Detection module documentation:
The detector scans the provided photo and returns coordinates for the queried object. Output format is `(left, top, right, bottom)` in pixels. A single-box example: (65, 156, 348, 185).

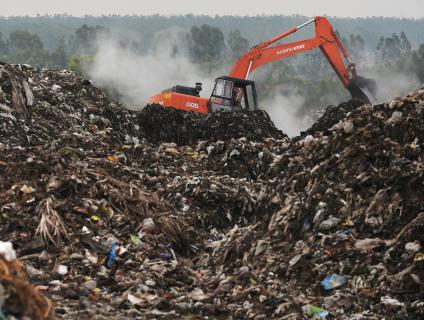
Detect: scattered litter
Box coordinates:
(303, 304, 330, 318)
(57, 265, 68, 275)
(321, 274, 348, 290)
(106, 242, 117, 268)
(0, 241, 16, 261)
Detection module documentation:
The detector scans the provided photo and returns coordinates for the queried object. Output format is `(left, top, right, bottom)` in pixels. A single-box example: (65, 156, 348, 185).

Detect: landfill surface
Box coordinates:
(0, 62, 423, 319)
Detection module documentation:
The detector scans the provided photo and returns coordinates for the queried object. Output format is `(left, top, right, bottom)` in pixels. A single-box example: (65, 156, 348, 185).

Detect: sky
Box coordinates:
(1, 0, 424, 18)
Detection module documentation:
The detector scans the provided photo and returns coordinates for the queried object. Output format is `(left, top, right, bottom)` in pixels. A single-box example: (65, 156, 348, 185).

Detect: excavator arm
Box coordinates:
(229, 16, 377, 103)
(148, 16, 376, 114)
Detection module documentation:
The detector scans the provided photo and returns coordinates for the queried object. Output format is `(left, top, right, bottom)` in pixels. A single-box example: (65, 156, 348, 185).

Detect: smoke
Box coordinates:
(87, 29, 217, 108)
(356, 54, 421, 103)
(260, 58, 422, 137)
(87, 31, 311, 136)
(261, 89, 312, 137)
(371, 69, 421, 102)
(86, 29, 421, 138)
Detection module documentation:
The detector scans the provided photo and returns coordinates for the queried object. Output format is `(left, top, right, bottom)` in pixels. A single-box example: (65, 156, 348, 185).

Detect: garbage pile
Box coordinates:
(301, 99, 364, 136)
(0, 63, 142, 148)
(199, 138, 290, 180)
(0, 63, 288, 319)
(0, 62, 423, 319)
(139, 104, 286, 145)
(209, 92, 424, 319)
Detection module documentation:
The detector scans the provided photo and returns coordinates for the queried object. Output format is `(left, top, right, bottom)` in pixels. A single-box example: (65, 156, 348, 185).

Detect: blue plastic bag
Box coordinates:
(321, 274, 347, 290)
(106, 242, 117, 268)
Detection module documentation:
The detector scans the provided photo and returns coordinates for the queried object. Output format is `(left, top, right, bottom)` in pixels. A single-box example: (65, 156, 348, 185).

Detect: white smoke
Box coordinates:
(87, 30, 421, 137)
(87, 29, 217, 108)
(261, 90, 312, 137)
(356, 53, 421, 103)
(371, 69, 421, 103)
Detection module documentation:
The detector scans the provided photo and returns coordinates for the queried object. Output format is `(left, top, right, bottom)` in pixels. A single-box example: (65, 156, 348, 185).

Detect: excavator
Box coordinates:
(149, 16, 377, 113)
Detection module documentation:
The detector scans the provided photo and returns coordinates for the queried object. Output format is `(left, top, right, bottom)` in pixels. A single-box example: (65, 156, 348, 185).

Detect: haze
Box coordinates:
(2, 0, 424, 18)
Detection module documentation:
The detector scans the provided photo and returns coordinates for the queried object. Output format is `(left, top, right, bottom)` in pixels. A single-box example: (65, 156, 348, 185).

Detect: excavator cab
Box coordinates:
(209, 76, 258, 112)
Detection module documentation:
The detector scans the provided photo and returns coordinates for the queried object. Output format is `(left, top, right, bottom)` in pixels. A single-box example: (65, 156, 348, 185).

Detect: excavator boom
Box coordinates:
(229, 16, 376, 103)
(149, 16, 377, 114)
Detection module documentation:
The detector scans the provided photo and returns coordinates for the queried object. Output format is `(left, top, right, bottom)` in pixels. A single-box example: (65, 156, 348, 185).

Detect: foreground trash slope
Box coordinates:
(0, 63, 288, 319)
(210, 93, 424, 319)
(0, 62, 423, 319)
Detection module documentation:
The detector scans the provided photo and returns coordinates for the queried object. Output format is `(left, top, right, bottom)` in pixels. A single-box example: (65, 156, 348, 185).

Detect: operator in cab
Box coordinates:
(232, 87, 244, 110)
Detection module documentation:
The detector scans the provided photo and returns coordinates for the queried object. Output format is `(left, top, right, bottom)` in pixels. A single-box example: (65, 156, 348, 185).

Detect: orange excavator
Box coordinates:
(149, 16, 377, 113)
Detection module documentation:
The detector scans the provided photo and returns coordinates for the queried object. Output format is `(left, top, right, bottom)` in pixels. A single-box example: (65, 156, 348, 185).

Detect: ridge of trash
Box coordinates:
(0, 63, 423, 319)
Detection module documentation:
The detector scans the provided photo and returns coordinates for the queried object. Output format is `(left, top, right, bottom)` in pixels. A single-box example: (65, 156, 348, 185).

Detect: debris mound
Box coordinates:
(139, 104, 286, 145)
(199, 138, 289, 180)
(212, 91, 424, 319)
(301, 99, 364, 136)
(1, 63, 424, 319)
(0, 63, 142, 148)
(0, 64, 282, 318)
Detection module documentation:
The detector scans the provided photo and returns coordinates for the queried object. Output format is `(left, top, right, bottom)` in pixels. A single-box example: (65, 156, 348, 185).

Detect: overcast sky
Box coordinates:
(2, 0, 424, 18)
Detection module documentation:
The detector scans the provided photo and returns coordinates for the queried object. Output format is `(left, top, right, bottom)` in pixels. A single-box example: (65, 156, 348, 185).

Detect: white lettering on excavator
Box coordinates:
(186, 101, 199, 109)
(276, 44, 305, 55)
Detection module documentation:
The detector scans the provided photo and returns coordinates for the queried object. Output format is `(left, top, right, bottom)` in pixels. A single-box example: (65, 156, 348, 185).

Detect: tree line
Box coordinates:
(0, 23, 250, 70)
(1, 15, 424, 50)
(0, 16, 423, 111)
(1, 22, 423, 77)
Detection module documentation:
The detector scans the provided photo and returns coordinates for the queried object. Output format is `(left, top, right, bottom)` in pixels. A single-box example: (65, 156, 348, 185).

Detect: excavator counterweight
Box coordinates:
(149, 16, 377, 113)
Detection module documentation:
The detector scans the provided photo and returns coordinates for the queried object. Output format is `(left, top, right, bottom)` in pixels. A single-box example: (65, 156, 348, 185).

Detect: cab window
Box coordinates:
(224, 81, 233, 98)
(214, 79, 225, 96)
(213, 79, 233, 98)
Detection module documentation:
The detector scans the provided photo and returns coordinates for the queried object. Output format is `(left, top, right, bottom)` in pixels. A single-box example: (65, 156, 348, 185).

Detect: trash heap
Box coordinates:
(139, 104, 286, 145)
(0, 63, 142, 148)
(0, 63, 289, 319)
(0, 62, 423, 319)
(209, 92, 424, 319)
(301, 99, 364, 137)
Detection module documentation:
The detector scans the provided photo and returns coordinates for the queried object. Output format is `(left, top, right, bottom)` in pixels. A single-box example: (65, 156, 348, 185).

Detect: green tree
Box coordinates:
(376, 31, 414, 74)
(0, 32, 8, 57)
(400, 31, 412, 54)
(49, 39, 68, 69)
(412, 44, 424, 82)
(188, 24, 225, 68)
(227, 29, 249, 61)
(69, 24, 109, 55)
(7, 30, 45, 66)
(67, 54, 94, 76)
(350, 34, 365, 50)
(376, 33, 402, 65)
(348, 34, 365, 61)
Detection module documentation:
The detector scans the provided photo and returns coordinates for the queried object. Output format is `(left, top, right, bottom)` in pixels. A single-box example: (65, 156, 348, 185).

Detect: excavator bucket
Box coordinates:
(347, 76, 377, 104)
